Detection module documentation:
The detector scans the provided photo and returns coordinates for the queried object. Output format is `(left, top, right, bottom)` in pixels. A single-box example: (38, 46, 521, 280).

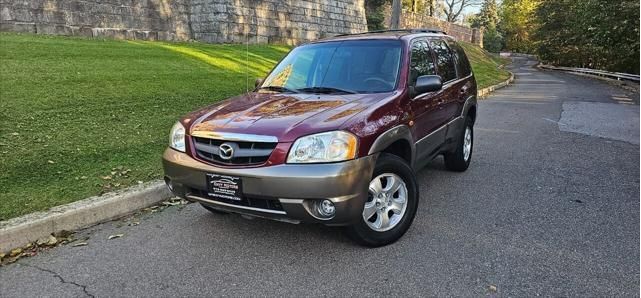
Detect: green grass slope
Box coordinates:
(459, 41, 511, 89)
(0, 33, 510, 220)
(0, 33, 289, 220)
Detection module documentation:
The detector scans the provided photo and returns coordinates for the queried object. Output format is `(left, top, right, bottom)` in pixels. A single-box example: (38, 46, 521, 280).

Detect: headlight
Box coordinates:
(287, 131, 357, 163)
(169, 122, 186, 152)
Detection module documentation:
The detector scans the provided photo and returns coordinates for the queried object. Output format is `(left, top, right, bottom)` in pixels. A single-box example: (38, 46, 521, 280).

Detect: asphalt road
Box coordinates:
(2, 57, 639, 297)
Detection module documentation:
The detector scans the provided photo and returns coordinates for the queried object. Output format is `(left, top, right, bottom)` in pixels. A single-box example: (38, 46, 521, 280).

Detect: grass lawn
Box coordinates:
(460, 41, 512, 88)
(0, 33, 509, 220)
(0, 33, 290, 220)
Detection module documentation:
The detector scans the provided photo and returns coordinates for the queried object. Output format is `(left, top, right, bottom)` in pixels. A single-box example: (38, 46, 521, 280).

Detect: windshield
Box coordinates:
(260, 40, 402, 94)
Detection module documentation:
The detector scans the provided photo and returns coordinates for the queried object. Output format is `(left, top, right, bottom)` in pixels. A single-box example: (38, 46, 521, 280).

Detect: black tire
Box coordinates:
(444, 117, 473, 172)
(200, 203, 229, 214)
(346, 153, 419, 247)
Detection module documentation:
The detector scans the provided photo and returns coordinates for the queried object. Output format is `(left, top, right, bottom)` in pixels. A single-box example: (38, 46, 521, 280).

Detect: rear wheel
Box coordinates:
(347, 153, 419, 247)
(444, 117, 473, 172)
(200, 203, 229, 215)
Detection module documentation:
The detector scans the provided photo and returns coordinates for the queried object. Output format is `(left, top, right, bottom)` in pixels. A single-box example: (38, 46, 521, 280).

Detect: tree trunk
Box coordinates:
(390, 0, 402, 29)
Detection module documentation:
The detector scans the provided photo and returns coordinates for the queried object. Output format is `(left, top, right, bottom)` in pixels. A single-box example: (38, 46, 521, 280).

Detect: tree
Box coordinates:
(442, 0, 480, 23)
(474, 0, 503, 52)
(476, 0, 499, 29)
(365, 0, 389, 31)
(534, 0, 639, 73)
(390, 0, 402, 28)
(500, 0, 539, 53)
(426, 0, 436, 16)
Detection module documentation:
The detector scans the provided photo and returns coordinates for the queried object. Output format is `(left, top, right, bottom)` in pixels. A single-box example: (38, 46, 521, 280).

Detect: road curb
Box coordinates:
(0, 180, 172, 253)
(477, 71, 515, 98)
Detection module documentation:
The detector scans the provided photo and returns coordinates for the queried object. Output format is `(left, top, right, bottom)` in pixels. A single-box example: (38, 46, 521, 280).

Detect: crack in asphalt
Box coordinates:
(20, 263, 94, 297)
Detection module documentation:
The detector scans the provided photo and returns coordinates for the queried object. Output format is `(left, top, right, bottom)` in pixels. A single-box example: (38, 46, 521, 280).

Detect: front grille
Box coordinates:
(190, 188, 284, 211)
(192, 136, 277, 166)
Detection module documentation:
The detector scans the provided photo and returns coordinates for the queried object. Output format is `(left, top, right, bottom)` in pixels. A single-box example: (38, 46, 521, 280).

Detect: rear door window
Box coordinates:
(429, 39, 457, 82)
(447, 40, 472, 77)
(408, 39, 436, 86)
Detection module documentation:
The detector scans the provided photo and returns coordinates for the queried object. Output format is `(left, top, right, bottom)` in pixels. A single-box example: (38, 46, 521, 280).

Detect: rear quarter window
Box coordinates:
(448, 40, 472, 77)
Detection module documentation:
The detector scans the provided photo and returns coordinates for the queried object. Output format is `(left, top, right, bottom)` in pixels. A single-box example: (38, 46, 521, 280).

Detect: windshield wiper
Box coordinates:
(258, 85, 299, 93)
(298, 86, 357, 94)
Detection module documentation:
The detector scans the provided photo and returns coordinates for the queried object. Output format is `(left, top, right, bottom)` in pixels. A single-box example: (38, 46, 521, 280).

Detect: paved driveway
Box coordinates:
(2, 57, 639, 297)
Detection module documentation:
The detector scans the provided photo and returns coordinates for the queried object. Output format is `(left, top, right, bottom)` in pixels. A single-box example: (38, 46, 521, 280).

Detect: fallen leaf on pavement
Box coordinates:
(108, 234, 124, 240)
(489, 285, 497, 292)
(9, 248, 22, 257)
(36, 235, 58, 246)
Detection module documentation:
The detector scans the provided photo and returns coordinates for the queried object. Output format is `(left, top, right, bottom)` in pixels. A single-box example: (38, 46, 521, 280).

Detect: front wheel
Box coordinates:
(347, 153, 419, 247)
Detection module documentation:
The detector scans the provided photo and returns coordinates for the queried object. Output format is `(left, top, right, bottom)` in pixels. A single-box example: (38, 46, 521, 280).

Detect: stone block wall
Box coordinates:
(0, 0, 191, 41)
(191, 0, 367, 45)
(0, 0, 367, 44)
(385, 10, 483, 47)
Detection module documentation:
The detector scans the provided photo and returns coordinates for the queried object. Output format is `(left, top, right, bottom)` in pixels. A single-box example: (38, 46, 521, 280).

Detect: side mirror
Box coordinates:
(255, 78, 264, 89)
(414, 75, 442, 95)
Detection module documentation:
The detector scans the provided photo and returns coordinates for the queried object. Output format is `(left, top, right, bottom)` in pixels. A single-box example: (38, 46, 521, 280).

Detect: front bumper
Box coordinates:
(162, 149, 377, 225)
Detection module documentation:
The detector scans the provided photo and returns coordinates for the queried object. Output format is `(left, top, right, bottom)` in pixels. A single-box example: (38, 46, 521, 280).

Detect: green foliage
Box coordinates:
(535, 0, 640, 74)
(470, 0, 504, 52)
(477, 0, 500, 29)
(365, 0, 390, 31)
(0, 33, 290, 220)
(499, 0, 539, 53)
(483, 27, 504, 53)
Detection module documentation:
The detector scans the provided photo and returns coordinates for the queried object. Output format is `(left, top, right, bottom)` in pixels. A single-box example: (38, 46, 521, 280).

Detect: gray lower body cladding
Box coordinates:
(162, 149, 377, 225)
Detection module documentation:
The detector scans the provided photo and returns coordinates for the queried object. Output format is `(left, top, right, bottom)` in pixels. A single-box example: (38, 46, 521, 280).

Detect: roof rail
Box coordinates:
(334, 28, 447, 37)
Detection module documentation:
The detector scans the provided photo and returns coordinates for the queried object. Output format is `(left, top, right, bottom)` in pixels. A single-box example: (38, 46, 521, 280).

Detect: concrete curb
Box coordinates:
(477, 71, 515, 98)
(0, 181, 172, 253)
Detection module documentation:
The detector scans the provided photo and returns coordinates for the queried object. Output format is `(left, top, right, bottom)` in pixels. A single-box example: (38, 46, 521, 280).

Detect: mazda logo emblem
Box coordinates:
(218, 143, 234, 160)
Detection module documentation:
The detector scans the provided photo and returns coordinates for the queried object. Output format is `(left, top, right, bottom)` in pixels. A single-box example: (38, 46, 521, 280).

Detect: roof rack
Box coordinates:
(335, 28, 447, 37)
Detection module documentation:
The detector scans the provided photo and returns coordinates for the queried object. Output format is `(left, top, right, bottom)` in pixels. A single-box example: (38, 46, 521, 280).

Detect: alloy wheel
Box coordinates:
(363, 173, 408, 232)
(463, 126, 472, 161)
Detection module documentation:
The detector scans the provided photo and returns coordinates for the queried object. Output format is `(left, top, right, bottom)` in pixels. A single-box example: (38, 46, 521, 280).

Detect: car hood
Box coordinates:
(185, 92, 392, 142)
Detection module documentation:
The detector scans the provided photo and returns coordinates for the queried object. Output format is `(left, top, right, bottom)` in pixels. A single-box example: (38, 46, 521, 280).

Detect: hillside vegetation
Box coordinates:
(0, 33, 509, 220)
(459, 41, 511, 88)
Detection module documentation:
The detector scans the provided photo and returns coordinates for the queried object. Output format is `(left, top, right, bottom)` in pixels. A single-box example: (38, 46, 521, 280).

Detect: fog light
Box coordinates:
(317, 199, 335, 217)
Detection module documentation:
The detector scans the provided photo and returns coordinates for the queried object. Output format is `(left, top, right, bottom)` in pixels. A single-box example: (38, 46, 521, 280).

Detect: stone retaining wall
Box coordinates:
(0, 0, 367, 44)
(384, 9, 483, 47)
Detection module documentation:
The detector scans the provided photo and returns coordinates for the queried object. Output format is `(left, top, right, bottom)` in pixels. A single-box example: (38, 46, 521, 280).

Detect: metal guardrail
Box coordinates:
(539, 65, 640, 82)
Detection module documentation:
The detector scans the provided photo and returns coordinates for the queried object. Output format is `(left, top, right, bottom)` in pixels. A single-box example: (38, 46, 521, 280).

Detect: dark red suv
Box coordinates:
(163, 29, 477, 246)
